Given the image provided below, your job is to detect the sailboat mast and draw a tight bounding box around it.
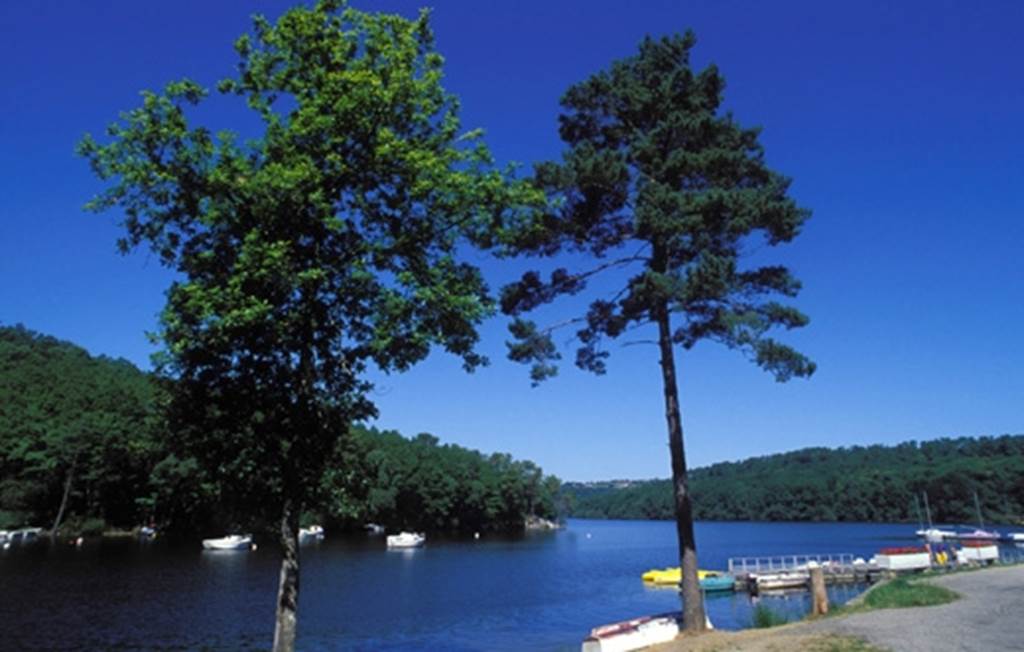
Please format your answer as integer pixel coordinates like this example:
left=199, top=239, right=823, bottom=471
left=973, top=490, right=984, bottom=529
left=913, top=494, right=924, bottom=530
left=922, top=492, right=933, bottom=528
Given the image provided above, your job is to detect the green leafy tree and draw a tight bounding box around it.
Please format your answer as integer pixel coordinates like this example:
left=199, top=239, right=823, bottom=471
left=78, top=2, right=531, bottom=649
left=501, top=33, right=814, bottom=630
left=0, top=325, right=162, bottom=533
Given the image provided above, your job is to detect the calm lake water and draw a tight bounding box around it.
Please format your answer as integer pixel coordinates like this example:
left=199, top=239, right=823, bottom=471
left=3, top=519, right=1019, bottom=651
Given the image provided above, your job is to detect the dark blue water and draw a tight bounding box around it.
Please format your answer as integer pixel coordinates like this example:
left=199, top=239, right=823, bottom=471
left=3, top=520, right=1020, bottom=651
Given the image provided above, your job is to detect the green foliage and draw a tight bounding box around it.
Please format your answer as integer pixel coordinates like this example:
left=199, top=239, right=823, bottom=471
left=63, top=515, right=107, bottom=537
left=752, top=604, right=789, bottom=628
left=501, top=30, right=813, bottom=383
left=499, top=29, right=813, bottom=629
left=863, top=578, right=958, bottom=609
left=565, top=435, right=1024, bottom=523
left=0, top=326, right=560, bottom=534
left=78, top=1, right=534, bottom=529
left=320, top=425, right=562, bottom=532
left=0, top=325, right=164, bottom=529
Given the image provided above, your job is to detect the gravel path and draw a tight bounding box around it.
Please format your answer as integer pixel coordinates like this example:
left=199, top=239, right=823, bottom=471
left=805, top=565, right=1024, bottom=652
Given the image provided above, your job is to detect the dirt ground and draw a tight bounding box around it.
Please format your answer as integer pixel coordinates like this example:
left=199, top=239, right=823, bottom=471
left=649, top=626, right=878, bottom=652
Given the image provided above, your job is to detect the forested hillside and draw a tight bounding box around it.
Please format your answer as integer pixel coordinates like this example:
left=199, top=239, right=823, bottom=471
left=0, top=325, right=165, bottom=533
left=0, top=325, right=560, bottom=535
left=566, top=436, right=1024, bottom=524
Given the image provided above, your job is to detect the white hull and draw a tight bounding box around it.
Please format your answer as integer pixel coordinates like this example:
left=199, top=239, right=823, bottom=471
left=386, top=532, right=425, bottom=548
left=957, top=529, right=999, bottom=540
left=299, top=525, right=325, bottom=541
left=202, top=535, right=252, bottom=550
left=754, top=571, right=809, bottom=591
left=915, top=528, right=956, bottom=540
left=876, top=552, right=931, bottom=570
left=582, top=612, right=680, bottom=652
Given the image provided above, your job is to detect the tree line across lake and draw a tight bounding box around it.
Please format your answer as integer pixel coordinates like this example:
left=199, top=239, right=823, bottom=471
left=565, top=435, right=1024, bottom=525
left=0, top=325, right=561, bottom=536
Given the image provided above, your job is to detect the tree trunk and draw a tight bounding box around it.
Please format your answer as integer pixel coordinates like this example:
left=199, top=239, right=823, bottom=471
left=272, top=500, right=301, bottom=652
left=51, top=455, right=77, bottom=540
left=655, top=304, right=706, bottom=632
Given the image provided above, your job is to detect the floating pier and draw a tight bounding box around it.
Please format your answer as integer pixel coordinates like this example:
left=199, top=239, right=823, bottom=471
left=727, top=553, right=882, bottom=593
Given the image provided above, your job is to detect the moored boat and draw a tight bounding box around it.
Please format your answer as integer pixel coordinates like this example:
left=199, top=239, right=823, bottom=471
left=640, top=568, right=735, bottom=592
left=202, top=534, right=252, bottom=551
left=386, top=531, right=425, bottom=548
left=299, top=524, right=325, bottom=541
left=915, top=527, right=956, bottom=541
left=957, top=528, right=1000, bottom=540
left=752, top=570, right=809, bottom=591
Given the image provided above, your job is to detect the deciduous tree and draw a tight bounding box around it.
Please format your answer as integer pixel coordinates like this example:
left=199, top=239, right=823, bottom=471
left=78, top=2, right=530, bottom=649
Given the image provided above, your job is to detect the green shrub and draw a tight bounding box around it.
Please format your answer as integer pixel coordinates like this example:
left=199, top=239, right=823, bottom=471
left=864, top=578, right=958, bottom=609
left=0, top=510, right=29, bottom=529
left=62, top=515, right=106, bottom=537
left=752, top=603, right=789, bottom=628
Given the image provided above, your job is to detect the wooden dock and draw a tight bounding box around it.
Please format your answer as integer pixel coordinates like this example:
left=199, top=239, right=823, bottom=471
left=727, top=553, right=883, bottom=593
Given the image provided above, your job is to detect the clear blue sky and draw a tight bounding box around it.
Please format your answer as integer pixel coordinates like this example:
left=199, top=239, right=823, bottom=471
left=2, top=1, right=1022, bottom=481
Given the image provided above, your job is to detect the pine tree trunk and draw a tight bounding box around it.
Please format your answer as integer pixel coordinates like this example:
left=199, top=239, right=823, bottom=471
left=655, top=304, right=706, bottom=632
left=51, top=455, right=77, bottom=540
left=272, top=501, right=300, bottom=652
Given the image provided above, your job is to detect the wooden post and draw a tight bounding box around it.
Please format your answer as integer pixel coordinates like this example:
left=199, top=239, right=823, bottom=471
left=809, top=562, right=828, bottom=616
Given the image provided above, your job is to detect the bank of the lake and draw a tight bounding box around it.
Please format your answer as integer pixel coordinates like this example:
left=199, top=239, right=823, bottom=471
left=3, top=519, right=1020, bottom=651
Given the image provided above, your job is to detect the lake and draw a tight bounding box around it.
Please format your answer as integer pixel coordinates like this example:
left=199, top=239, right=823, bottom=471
left=3, top=519, right=1018, bottom=651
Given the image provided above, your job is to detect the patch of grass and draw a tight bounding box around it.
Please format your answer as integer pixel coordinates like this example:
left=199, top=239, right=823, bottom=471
left=862, top=578, right=958, bottom=609
left=752, top=604, right=790, bottom=628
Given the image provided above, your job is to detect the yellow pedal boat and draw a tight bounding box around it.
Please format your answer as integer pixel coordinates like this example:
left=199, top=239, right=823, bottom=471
left=641, top=567, right=735, bottom=592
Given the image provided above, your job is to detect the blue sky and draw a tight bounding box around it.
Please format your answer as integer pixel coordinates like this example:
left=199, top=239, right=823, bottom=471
left=1, top=1, right=1022, bottom=481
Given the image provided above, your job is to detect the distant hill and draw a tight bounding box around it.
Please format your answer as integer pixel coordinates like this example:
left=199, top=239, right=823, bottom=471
left=564, top=436, right=1024, bottom=524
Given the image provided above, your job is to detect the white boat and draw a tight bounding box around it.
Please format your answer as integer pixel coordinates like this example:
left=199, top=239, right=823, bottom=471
left=364, top=523, right=385, bottom=534
left=1011, top=533, right=1024, bottom=543
left=202, top=534, right=252, bottom=550
left=915, top=527, right=956, bottom=541
left=299, top=525, right=325, bottom=541
left=957, top=528, right=1000, bottom=540
left=582, top=612, right=680, bottom=652
left=753, top=571, right=810, bottom=591
left=386, top=531, right=425, bottom=548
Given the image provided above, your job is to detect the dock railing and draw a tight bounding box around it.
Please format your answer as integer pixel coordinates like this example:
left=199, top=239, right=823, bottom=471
left=728, top=553, right=856, bottom=575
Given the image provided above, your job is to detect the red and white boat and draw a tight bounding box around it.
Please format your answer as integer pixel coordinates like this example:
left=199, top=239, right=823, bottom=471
left=582, top=612, right=712, bottom=652
left=582, top=612, right=681, bottom=652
